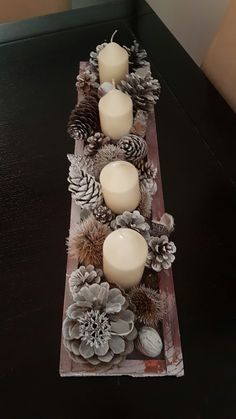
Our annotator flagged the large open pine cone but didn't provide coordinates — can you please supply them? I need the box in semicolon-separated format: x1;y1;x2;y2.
67;95;99;141
123;40;148;72
117;134;147;163
68;169;103;209
146;235;176;272
117;71;161;112
111;210;150;239
63;282;137;366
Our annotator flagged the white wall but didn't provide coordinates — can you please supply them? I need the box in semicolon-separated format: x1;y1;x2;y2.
146;0;230;65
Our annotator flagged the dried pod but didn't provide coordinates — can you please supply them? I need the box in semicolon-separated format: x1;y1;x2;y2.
135;327;163;358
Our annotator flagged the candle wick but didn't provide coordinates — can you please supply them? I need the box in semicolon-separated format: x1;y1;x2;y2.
110;30;118;42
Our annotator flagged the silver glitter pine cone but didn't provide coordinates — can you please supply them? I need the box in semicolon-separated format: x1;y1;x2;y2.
146;235;176;272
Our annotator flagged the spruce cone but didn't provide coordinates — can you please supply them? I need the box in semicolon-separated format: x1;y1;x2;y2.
146;235;176;272
111;210;150;239
67;95;99;141
68;169;103;209
94;144;125;179
117;135;147;163
67;154;94;177
63;282;137;366
84;132;110;157
69;265;103;301
128;285;166;327
93;205;114;224
123;40;148;72
117;71;161;112
89;42;107;72
76;68;99;93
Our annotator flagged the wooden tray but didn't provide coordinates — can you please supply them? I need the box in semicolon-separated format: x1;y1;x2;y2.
59;62;184;377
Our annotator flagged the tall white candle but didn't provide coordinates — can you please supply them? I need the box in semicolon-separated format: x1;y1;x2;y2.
103;228;148;289
99;88;133;140
100;161;141;214
98;34;129;84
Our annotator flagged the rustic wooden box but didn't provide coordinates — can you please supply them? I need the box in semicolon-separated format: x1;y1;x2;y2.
59;62;184;377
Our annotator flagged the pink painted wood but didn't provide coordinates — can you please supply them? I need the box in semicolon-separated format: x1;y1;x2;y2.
59;62;184;377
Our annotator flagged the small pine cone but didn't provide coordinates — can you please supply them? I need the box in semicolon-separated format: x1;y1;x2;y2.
76;68;99;93
128;285;166;327
94;144;125;179
69;265;103;300
111;210;150;239
89;42;107;72
117;71;161;112
93;205;114;224
67;154;94;177
84;132;110;156
67;95;99;141
68;169;103;210
136;159;157;181
123;40;148;72
146;235;176;272
140;178;157;196
117;135;147;164
138;188;153;219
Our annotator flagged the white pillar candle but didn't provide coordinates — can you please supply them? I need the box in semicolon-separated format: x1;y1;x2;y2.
98;37;129;84
100;161;141;214
103;228;148;289
99;88;133;140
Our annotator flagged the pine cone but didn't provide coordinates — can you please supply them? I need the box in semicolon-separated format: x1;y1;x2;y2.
136;159;157;181
94;144;125;179
67;95;99;141
89;42;108;72
76;68;99;93
93;205;114;224
67;154;94;177
68;169;103;209
63;282;137;366
138;188;153;219
111;210;150;239
84;132;110;157
117;135;147;163
117;71;161;112
69;265;103;300
123;40;148;72
146;235;176;272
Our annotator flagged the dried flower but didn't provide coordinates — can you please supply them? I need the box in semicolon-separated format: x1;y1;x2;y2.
146;235;176;272
94;144;125;179
67;215;111;266
128;285;166;327
69;265;103;300
111;210;150;239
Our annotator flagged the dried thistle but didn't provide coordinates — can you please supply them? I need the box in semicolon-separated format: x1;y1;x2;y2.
128;285;166;327
67;215;111;266
138;188;153;219
94;144;125;179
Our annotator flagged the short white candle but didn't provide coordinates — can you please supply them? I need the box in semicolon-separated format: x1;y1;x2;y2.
99;88;133;140
100;161;141;214
98;37;129;84
103;228;148;289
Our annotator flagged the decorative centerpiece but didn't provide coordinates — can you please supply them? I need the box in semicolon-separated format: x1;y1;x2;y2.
60;32;184;377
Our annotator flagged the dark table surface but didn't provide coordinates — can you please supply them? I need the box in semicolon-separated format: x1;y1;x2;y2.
0;1;235;418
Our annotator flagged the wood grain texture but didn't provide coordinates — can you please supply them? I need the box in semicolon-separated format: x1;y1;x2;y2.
60;62;184;377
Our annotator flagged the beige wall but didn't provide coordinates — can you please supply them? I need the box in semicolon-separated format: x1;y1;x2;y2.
146;0;230;65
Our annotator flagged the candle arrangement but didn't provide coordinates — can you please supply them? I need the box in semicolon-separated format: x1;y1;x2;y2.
61;35;183;377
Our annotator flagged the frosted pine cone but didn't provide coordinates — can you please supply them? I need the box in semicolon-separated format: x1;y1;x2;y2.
69;265;103;300
146;235;176;272
124;40;148;72
76;68;99;93
136;159;157;181
68;169;103;209
117;135;147;163
63;282;137;366
67;95;99;141
111;210;150;239
89;42;107;72
117;72;161;112
84;132;110;157
93;205;114;224
67;154;94;177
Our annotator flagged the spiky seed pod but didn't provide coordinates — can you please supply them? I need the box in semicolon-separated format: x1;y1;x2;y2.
68;169;103;209
63;282;137;366
138;188;153;219
89;42;108;72
67;95;99;141
69;265;103;301
93;205;114;224
111;210;150;239
67;154;94;177
123;40;148;72
67;215;111;266
94;144;125;179
117;71;161;112
128;285;166;327
146;235;176;272
76;68;99;93
117;135;147;164
84;132;110;157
